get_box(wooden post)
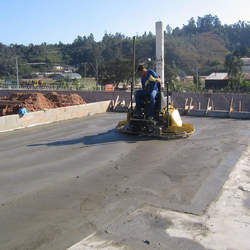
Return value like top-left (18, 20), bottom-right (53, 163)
top-left (188, 97), bottom-right (194, 110)
top-left (239, 100), bottom-right (242, 112)
top-left (120, 100), bottom-right (125, 106)
top-left (189, 97), bottom-right (193, 109)
top-left (229, 97), bottom-right (233, 112)
top-left (206, 98), bottom-right (211, 112)
top-left (114, 95), bottom-right (120, 109)
top-left (198, 102), bottom-right (201, 110)
top-left (184, 98), bottom-right (188, 110)
top-left (108, 99), bottom-right (115, 111)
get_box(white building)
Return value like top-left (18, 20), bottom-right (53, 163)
top-left (241, 58), bottom-right (250, 73)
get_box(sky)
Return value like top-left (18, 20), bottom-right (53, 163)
top-left (0, 0), bottom-right (250, 45)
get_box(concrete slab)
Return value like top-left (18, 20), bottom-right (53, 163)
top-left (71, 145), bottom-right (250, 250)
top-left (69, 147), bottom-right (250, 250)
top-left (0, 114), bottom-right (249, 249)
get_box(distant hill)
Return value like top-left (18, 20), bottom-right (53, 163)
top-left (166, 32), bottom-right (229, 75)
top-left (1, 14), bottom-right (250, 82)
top-left (164, 14), bottom-right (250, 76)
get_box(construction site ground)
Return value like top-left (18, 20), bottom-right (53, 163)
top-left (0, 113), bottom-right (249, 250)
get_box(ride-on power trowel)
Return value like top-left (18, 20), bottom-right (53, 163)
top-left (116, 37), bottom-right (195, 139)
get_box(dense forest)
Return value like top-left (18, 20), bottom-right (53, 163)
top-left (1, 14), bottom-right (250, 87)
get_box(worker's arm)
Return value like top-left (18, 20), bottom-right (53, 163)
top-left (145, 74), bottom-right (161, 86)
top-left (154, 76), bottom-right (161, 83)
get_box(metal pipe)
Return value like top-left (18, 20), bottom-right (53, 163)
top-left (166, 81), bottom-right (170, 127)
top-left (131, 36), bottom-right (136, 110)
top-left (166, 81), bottom-right (169, 112)
top-left (16, 56), bottom-right (19, 88)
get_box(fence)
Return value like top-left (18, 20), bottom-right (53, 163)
top-left (0, 89), bottom-right (250, 112)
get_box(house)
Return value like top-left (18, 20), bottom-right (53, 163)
top-left (205, 59), bottom-right (250, 90)
top-left (51, 73), bottom-right (82, 80)
top-left (244, 73), bottom-right (250, 81)
top-left (241, 58), bottom-right (250, 73)
top-left (64, 66), bottom-right (77, 73)
top-left (205, 73), bottom-right (228, 90)
top-left (52, 65), bottom-right (64, 72)
top-left (184, 75), bottom-right (194, 81)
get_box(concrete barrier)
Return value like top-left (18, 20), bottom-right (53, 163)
top-left (229, 112), bottom-right (250, 119)
top-left (184, 109), bottom-right (250, 119)
top-left (187, 110), bottom-right (207, 117)
top-left (0, 101), bottom-right (111, 133)
top-left (206, 110), bottom-right (230, 118)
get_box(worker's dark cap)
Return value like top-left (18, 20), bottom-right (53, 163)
top-left (137, 64), bottom-right (144, 72)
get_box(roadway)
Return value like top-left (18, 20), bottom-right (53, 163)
top-left (0, 113), bottom-right (249, 250)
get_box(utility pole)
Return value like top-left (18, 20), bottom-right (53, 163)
top-left (83, 62), bottom-right (87, 86)
top-left (84, 63), bottom-right (87, 79)
top-left (132, 36), bottom-right (136, 87)
top-left (95, 59), bottom-right (98, 89)
top-left (131, 36), bottom-right (136, 109)
top-left (196, 65), bottom-right (199, 89)
top-left (16, 56), bottom-right (19, 88)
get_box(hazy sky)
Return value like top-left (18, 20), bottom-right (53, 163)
top-left (0, 0), bottom-right (250, 45)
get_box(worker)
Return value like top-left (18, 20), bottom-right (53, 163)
top-left (135, 64), bottom-right (161, 120)
top-left (18, 105), bottom-right (27, 117)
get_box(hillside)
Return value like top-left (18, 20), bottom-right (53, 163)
top-left (1, 14), bottom-right (250, 83)
top-left (166, 32), bottom-right (229, 74)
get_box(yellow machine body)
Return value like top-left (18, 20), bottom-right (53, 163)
top-left (116, 104), bottom-right (195, 139)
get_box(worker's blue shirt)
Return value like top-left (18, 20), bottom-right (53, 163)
top-left (141, 69), bottom-right (159, 92)
top-left (19, 107), bottom-right (27, 116)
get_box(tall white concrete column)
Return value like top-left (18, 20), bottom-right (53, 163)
top-left (155, 21), bottom-right (164, 88)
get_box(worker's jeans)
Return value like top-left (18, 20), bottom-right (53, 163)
top-left (135, 89), bottom-right (158, 118)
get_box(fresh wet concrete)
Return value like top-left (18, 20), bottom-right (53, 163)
top-left (0, 113), bottom-right (249, 250)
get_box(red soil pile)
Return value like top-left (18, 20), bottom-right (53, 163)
top-left (0, 92), bottom-right (86, 116)
top-left (45, 92), bottom-right (86, 107)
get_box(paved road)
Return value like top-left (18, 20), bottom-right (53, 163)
top-left (0, 113), bottom-right (249, 250)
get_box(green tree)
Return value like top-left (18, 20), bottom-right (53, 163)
top-left (225, 53), bottom-right (243, 77)
top-left (101, 58), bottom-right (132, 88)
top-left (165, 65), bottom-right (177, 84)
top-left (193, 73), bottom-right (202, 87)
top-left (225, 53), bottom-right (243, 91)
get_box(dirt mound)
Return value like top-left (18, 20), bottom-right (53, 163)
top-left (45, 92), bottom-right (86, 107)
top-left (0, 92), bottom-right (86, 116)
